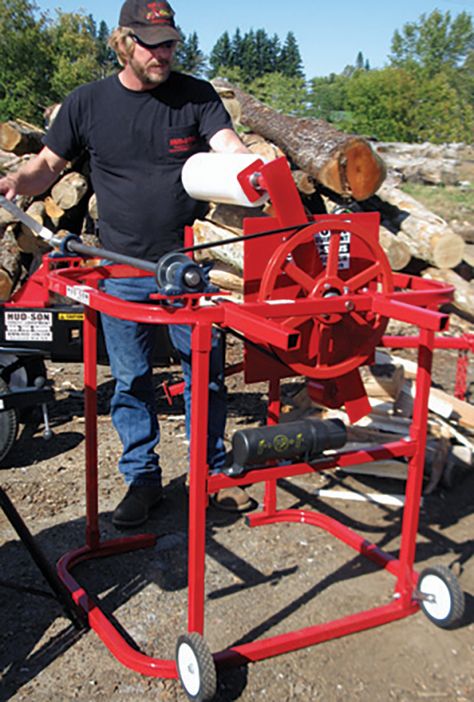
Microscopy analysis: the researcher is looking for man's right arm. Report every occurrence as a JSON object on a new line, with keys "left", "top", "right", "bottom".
{"left": 0, "top": 146, "right": 67, "bottom": 200}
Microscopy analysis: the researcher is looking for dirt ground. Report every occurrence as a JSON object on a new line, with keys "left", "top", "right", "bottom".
{"left": 0, "top": 323, "right": 473, "bottom": 702}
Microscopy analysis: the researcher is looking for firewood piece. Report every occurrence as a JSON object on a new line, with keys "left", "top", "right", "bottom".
{"left": 17, "top": 201, "right": 51, "bottom": 254}
{"left": 376, "top": 184, "right": 465, "bottom": 268}
{"left": 291, "top": 170, "right": 316, "bottom": 195}
{"left": 378, "top": 225, "right": 412, "bottom": 271}
{"left": 206, "top": 202, "right": 265, "bottom": 233}
{"left": 44, "top": 196, "right": 65, "bottom": 225}
{"left": 0, "top": 120, "right": 45, "bottom": 155}
{"left": 192, "top": 219, "right": 244, "bottom": 273}
{"left": 360, "top": 363, "right": 405, "bottom": 401}
{"left": 213, "top": 80, "right": 387, "bottom": 200}
{"left": 422, "top": 267, "right": 474, "bottom": 317}
{"left": 88, "top": 193, "right": 99, "bottom": 222}
{"left": 51, "top": 172, "right": 88, "bottom": 210}
{"left": 207, "top": 260, "right": 244, "bottom": 293}
{"left": 240, "top": 132, "right": 285, "bottom": 161}
{"left": 0, "top": 225, "right": 22, "bottom": 300}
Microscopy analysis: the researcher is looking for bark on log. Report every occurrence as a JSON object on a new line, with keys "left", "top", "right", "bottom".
{"left": 378, "top": 225, "right": 412, "bottom": 271}
{"left": 51, "top": 172, "right": 89, "bottom": 210}
{"left": 0, "top": 120, "right": 45, "bottom": 155}
{"left": 0, "top": 225, "right": 22, "bottom": 300}
{"left": 213, "top": 79, "right": 387, "bottom": 200}
{"left": 375, "top": 184, "right": 465, "bottom": 268}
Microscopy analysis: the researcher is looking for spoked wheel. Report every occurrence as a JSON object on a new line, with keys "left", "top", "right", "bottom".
{"left": 417, "top": 564, "right": 465, "bottom": 629}
{"left": 0, "top": 376, "right": 18, "bottom": 463}
{"left": 176, "top": 632, "right": 217, "bottom": 702}
{"left": 258, "top": 218, "right": 394, "bottom": 379}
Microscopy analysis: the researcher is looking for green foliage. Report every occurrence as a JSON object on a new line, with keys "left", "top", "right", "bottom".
{"left": 46, "top": 11, "right": 103, "bottom": 100}
{"left": 390, "top": 9, "right": 474, "bottom": 77}
{"left": 175, "top": 30, "right": 206, "bottom": 76}
{"left": 0, "top": 0, "right": 52, "bottom": 123}
{"left": 247, "top": 72, "right": 308, "bottom": 116}
{"left": 208, "top": 28, "right": 303, "bottom": 81}
{"left": 308, "top": 74, "right": 348, "bottom": 122}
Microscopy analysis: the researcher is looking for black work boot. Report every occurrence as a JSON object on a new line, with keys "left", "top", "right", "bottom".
{"left": 112, "top": 484, "right": 163, "bottom": 528}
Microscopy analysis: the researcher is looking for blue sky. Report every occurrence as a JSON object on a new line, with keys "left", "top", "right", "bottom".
{"left": 34, "top": 0, "right": 474, "bottom": 78}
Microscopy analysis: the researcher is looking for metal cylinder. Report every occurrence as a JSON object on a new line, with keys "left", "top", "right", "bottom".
{"left": 227, "top": 418, "right": 346, "bottom": 476}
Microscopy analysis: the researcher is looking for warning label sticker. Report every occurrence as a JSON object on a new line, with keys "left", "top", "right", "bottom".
{"left": 5, "top": 310, "right": 53, "bottom": 342}
{"left": 58, "top": 313, "right": 84, "bottom": 321}
{"left": 314, "top": 231, "right": 351, "bottom": 270}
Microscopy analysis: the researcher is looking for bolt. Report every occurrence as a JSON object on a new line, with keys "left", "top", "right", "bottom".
{"left": 345, "top": 300, "right": 355, "bottom": 311}
{"left": 323, "top": 283, "right": 331, "bottom": 291}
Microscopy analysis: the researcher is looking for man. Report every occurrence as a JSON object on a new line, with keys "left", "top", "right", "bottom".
{"left": 0, "top": 0, "right": 252, "bottom": 527}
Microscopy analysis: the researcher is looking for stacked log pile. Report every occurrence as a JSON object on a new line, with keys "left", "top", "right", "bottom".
{"left": 0, "top": 85, "right": 471, "bottom": 308}
{"left": 0, "top": 122, "right": 96, "bottom": 300}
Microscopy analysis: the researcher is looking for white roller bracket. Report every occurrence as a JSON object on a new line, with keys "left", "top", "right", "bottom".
{"left": 181, "top": 152, "right": 269, "bottom": 208}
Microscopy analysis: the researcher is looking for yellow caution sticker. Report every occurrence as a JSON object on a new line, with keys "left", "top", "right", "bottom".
{"left": 58, "top": 313, "right": 85, "bottom": 321}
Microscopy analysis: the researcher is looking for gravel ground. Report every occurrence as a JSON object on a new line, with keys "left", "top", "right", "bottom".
{"left": 1, "top": 330, "right": 473, "bottom": 702}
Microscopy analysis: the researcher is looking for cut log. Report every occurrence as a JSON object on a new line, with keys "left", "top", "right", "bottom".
{"left": 360, "top": 363, "right": 405, "bottom": 401}
{"left": 376, "top": 184, "right": 465, "bottom": 268}
{"left": 0, "top": 120, "right": 45, "bottom": 155}
{"left": 378, "top": 225, "right": 412, "bottom": 271}
{"left": 212, "top": 80, "right": 387, "bottom": 200}
{"left": 240, "top": 132, "right": 285, "bottom": 162}
{"left": 192, "top": 219, "right": 244, "bottom": 272}
{"left": 422, "top": 267, "right": 474, "bottom": 317}
{"left": 51, "top": 172, "right": 89, "bottom": 210}
{"left": 88, "top": 193, "right": 99, "bottom": 222}
{"left": 0, "top": 225, "right": 22, "bottom": 300}
{"left": 43, "top": 196, "right": 65, "bottom": 225}
{"left": 17, "top": 201, "right": 51, "bottom": 254}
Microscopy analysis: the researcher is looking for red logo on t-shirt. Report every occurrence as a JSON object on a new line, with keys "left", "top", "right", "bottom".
{"left": 168, "top": 135, "right": 197, "bottom": 153}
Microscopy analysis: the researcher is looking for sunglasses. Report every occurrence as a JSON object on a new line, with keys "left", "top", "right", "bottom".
{"left": 131, "top": 35, "right": 176, "bottom": 50}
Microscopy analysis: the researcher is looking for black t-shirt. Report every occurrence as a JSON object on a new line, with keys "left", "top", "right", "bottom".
{"left": 44, "top": 73, "right": 232, "bottom": 261}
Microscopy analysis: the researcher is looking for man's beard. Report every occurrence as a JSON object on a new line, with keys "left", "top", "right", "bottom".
{"left": 129, "top": 56, "right": 171, "bottom": 86}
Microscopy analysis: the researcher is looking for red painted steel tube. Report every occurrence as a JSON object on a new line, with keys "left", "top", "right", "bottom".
{"left": 247, "top": 509, "right": 400, "bottom": 575}
{"left": 215, "top": 600, "right": 418, "bottom": 666}
{"left": 58, "top": 545, "right": 177, "bottom": 678}
{"left": 396, "top": 329, "right": 435, "bottom": 602}
{"left": 83, "top": 306, "right": 99, "bottom": 549}
{"left": 187, "top": 323, "right": 213, "bottom": 636}
{"left": 382, "top": 333, "right": 474, "bottom": 351}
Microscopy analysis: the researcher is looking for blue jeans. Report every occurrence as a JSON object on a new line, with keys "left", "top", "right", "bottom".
{"left": 101, "top": 274, "right": 227, "bottom": 487}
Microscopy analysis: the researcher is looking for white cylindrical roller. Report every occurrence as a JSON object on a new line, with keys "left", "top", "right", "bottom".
{"left": 181, "top": 152, "right": 269, "bottom": 208}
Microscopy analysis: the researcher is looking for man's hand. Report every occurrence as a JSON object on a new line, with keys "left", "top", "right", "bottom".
{"left": 209, "top": 128, "right": 250, "bottom": 155}
{"left": 0, "top": 173, "right": 19, "bottom": 200}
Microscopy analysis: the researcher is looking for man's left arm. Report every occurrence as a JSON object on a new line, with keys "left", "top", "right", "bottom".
{"left": 209, "top": 128, "right": 250, "bottom": 155}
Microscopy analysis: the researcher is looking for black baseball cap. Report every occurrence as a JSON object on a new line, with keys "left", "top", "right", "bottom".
{"left": 119, "top": 0, "right": 181, "bottom": 44}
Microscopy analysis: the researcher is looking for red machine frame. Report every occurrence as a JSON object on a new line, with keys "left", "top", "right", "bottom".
{"left": 12, "top": 157, "right": 469, "bottom": 693}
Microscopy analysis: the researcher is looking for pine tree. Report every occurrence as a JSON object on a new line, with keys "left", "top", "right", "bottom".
{"left": 279, "top": 32, "right": 304, "bottom": 77}
{"left": 177, "top": 31, "right": 206, "bottom": 76}
{"left": 208, "top": 30, "right": 232, "bottom": 77}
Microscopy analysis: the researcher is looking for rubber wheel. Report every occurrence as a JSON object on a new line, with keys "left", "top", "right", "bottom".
{"left": 0, "top": 376, "right": 18, "bottom": 464}
{"left": 0, "top": 354, "right": 47, "bottom": 422}
{"left": 176, "top": 632, "right": 217, "bottom": 702}
{"left": 418, "top": 564, "right": 465, "bottom": 629}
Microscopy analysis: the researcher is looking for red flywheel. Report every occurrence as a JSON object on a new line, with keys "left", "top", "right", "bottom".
{"left": 258, "top": 217, "right": 394, "bottom": 379}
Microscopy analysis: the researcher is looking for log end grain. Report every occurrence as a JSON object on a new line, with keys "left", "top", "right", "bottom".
{"left": 431, "top": 231, "right": 466, "bottom": 269}
{"left": 344, "top": 141, "right": 387, "bottom": 201}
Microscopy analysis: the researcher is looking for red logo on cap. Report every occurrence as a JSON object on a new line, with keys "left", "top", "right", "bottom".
{"left": 146, "top": 2, "right": 173, "bottom": 24}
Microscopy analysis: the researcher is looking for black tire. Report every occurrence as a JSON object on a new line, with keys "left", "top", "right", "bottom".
{"left": 0, "top": 376, "right": 18, "bottom": 464}
{"left": 176, "top": 632, "right": 217, "bottom": 702}
{"left": 0, "top": 354, "right": 47, "bottom": 422}
{"left": 418, "top": 564, "right": 465, "bottom": 629}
